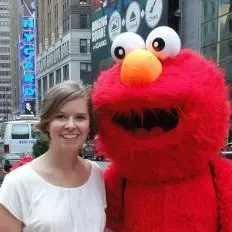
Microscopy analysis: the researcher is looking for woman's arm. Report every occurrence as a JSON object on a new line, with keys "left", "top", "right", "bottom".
{"left": 0, "top": 204, "right": 23, "bottom": 232}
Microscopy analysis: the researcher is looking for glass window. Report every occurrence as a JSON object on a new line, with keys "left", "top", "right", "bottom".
{"left": 80, "top": 63, "right": 92, "bottom": 85}
{"left": 80, "top": 15, "right": 87, "bottom": 29}
{"left": 219, "top": 57, "right": 232, "bottom": 81}
{"left": 219, "top": 39, "right": 232, "bottom": 61}
{"left": 43, "top": 76, "right": 48, "bottom": 95}
{"left": 80, "top": 39, "right": 87, "bottom": 53}
{"left": 219, "top": 0, "right": 232, "bottom": 16}
{"left": 80, "top": 0, "right": 87, "bottom": 4}
{"left": 219, "top": 13, "right": 232, "bottom": 41}
{"left": 202, "top": 44, "right": 217, "bottom": 61}
{"left": 12, "top": 124, "right": 29, "bottom": 139}
{"left": 56, "top": 69, "right": 61, "bottom": 83}
{"left": 49, "top": 72, "right": 54, "bottom": 88}
{"left": 202, "top": 20, "right": 218, "bottom": 47}
{"left": 202, "top": 0, "right": 218, "bottom": 22}
{"left": 38, "top": 79, "right": 42, "bottom": 107}
{"left": 63, "top": 65, "right": 69, "bottom": 81}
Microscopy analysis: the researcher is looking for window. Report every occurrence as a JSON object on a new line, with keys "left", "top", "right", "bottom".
{"left": 49, "top": 72, "right": 54, "bottom": 88}
{"left": 0, "top": 63, "right": 10, "bottom": 68}
{"left": 202, "top": 20, "right": 218, "bottom": 47}
{"left": 80, "top": 0, "right": 87, "bottom": 5}
{"left": 80, "top": 15, "right": 87, "bottom": 29}
{"left": 80, "top": 39, "right": 87, "bottom": 53}
{"left": 63, "top": 0, "right": 69, "bottom": 11}
{"left": 12, "top": 124, "right": 29, "bottom": 139}
{"left": 63, "top": 65, "right": 69, "bottom": 81}
{"left": 43, "top": 76, "right": 48, "bottom": 95}
{"left": 202, "top": 0, "right": 218, "bottom": 22}
{"left": 0, "top": 71, "right": 11, "bottom": 76}
{"left": 56, "top": 69, "right": 61, "bottom": 83}
{"left": 38, "top": 79, "right": 42, "bottom": 107}
{"left": 63, "top": 17, "right": 70, "bottom": 33}
{"left": 80, "top": 62, "right": 92, "bottom": 84}
{"left": 219, "top": 0, "right": 232, "bottom": 16}
{"left": 0, "top": 55, "right": 10, "bottom": 60}
{"left": 220, "top": 57, "right": 232, "bottom": 82}
{"left": 80, "top": 62, "right": 91, "bottom": 72}
{"left": 202, "top": 44, "right": 217, "bottom": 61}
{"left": 219, "top": 39, "right": 232, "bottom": 61}
{"left": 219, "top": 13, "right": 232, "bottom": 41}
{"left": 0, "top": 31, "right": 9, "bottom": 36}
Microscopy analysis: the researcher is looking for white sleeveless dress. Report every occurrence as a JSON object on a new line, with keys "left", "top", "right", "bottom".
{"left": 0, "top": 161, "right": 106, "bottom": 232}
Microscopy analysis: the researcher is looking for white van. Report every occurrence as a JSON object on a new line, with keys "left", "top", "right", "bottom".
{"left": 3, "top": 120, "right": 40, "bottom": 158}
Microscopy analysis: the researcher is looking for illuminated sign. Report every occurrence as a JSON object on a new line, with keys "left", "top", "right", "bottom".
{"left": 91, "top": 0, "right": 167, "bottom": 79}
{"left": 19, "top": 0, "right": 36, "bottom": 115}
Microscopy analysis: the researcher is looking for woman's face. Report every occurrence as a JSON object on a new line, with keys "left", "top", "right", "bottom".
{"left": 47, "top": 97, "right": 90, "bottom": 152}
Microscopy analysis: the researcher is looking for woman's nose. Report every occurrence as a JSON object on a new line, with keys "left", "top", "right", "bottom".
{"left": 65, "top": 118, "right": 76, "bottom": 129}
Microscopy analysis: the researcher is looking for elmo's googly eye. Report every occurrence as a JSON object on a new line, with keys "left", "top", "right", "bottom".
{"left": 111, "top": 32, "right": 145, "bottom": 63}
{"left": 146, "top": 26, "right": 181, "bottom": 60}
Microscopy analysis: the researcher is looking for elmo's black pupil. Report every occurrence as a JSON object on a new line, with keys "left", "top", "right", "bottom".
{"left": 115, "top": 46, "right": 125, "bottom": 59}
{"left": 152, "top": 38, "right": 165, "bottom": 51}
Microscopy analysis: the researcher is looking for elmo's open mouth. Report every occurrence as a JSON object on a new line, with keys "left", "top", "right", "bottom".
{"left": 112, "top": 108, "right": 179, "bottom": 132}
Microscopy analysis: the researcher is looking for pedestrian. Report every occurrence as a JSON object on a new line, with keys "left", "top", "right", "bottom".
{"left": 0, "top": 81, "right": 107, "bottom": 232}
{"left": 3, "top": 159, "right": 11, "bottom": 172}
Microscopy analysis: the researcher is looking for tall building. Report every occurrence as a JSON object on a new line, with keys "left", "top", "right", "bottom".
{"left": 36, "top": 0, "right": 92, "bottom": 111}
{"left": 178, "top": 0, "right": 232, "bottom": 82}
{"left": 10, "top": 0, "right": 23, "bottom": 117}
{"left": 0, "top": 0, "right": 12, "bottom": 121}
{"left": 201, "top": 0, "right": 232, "bottom": 81}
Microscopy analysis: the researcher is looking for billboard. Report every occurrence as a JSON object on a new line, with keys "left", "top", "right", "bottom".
{"left": 19, "top": 0, "right": 36, "bottom": 115}
{"left": 91, "top": 0, "right": 168, "bottom": 79}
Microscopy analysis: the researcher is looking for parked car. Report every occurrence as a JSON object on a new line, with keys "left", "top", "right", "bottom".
{"left": 94, "top": 153, "right": 105, "bottom": 161}
{"left": 221, "top": 142, "right": 232, "bottom": 159}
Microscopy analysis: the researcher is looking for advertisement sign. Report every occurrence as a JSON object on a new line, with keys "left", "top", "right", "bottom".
{"left": 91, "top": 0, "right": 168, "bottom": 79}
{"left": 24, "top": 100, "right": 35, "bottom": 115}
{"left": 19, "top": 0, "right": 36, "bottom": 115}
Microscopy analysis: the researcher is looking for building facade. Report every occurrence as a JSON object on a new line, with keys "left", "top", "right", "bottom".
{"left": 201, "top": 0, "right": 232, "bottom": 81}
{"left": 0, "top": 0, "right": 12, "bottom": 121}
{"left": 36, "top": 0, "right": 92, "bottom": 112}
{"left": 181, "top": 0, "right": 232, "bottom": 81}
{"left": 10, "top": 0, "right": 23, "bottom": 117}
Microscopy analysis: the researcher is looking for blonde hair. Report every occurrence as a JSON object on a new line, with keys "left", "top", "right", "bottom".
{"left": 36, "top": 81, "right": 96, "bottom": 139}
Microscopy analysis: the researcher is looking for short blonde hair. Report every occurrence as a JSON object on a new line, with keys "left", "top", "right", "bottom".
{"left": 36, "top": 81, "right": 96, "bottom": 139}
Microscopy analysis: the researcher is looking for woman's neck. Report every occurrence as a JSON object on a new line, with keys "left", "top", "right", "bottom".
{"left": 43, "top": 146, "right": 82, "bottom": 173}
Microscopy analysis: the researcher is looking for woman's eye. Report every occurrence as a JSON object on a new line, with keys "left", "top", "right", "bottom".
{"left": 75, "top": 115, "right": 85, "bottom": 120}
{"left": 146, "top": 26, "right": 181, "bottom": 60}
{"left": 55, "top": 115, "right": 66, "bottom": 120}
{"left": 111, "top": 32, "right": 145, "bottom": 63}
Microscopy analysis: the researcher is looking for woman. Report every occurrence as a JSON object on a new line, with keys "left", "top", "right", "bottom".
{"left": 0, "top": 81, "right": 106, "bottom": 232}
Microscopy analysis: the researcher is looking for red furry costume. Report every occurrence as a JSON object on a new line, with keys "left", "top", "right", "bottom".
{"left": 92, "top": 27, "right": 231, "bottom": 231}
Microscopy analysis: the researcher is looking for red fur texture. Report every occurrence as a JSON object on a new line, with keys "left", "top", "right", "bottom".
{"left": 92, "top": 49, "right": 231, "bottom": 231}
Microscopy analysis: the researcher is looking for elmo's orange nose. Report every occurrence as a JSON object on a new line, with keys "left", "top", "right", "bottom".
{"left": 120, "top": 49, "right": 162, "bottom": 85}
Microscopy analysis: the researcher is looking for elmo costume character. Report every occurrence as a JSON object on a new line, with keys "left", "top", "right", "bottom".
{"left": 92, "top": 26, "right": 231, "bottom": 232}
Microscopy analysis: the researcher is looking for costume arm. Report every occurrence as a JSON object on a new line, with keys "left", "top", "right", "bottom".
{"left": 211, "top": 158, "right": 232, "bottom": 232}
{"left": 104, "top": 163, "right": 124, "bottom": 232}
